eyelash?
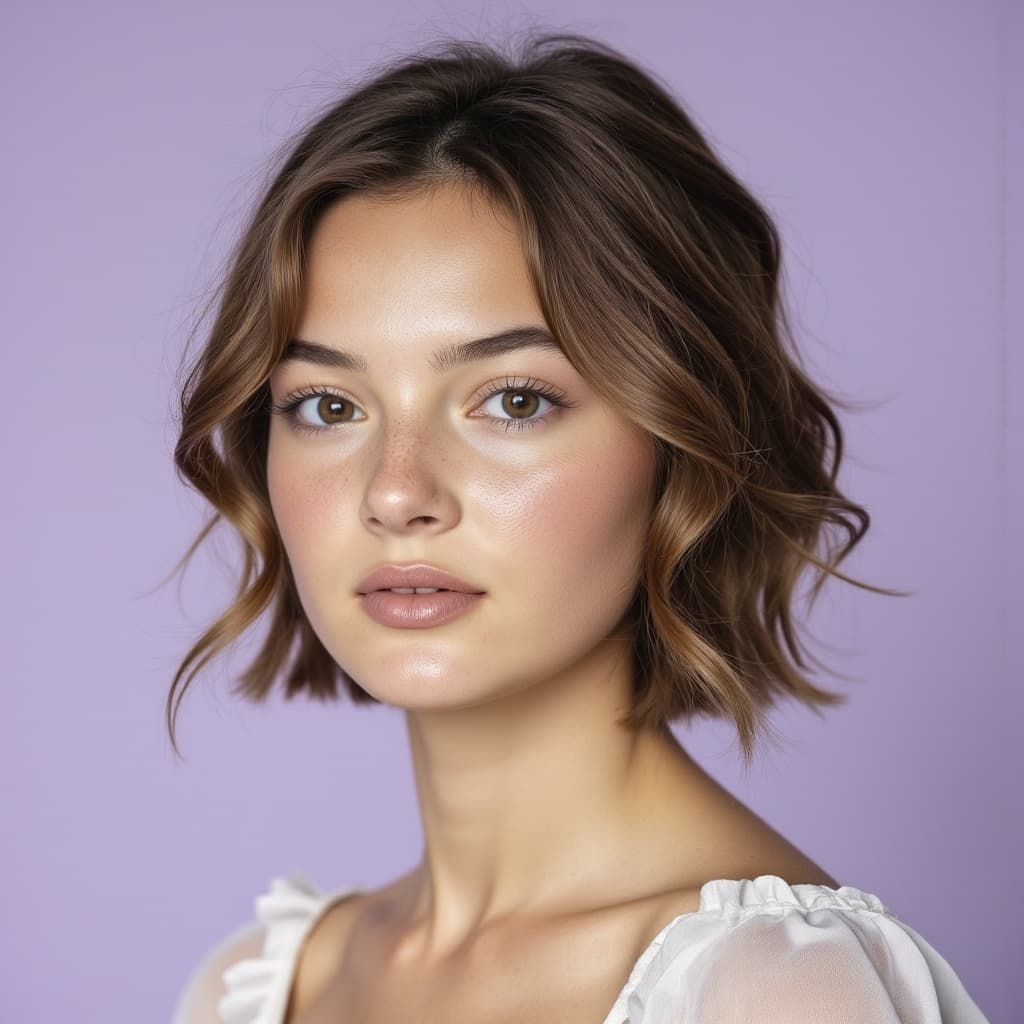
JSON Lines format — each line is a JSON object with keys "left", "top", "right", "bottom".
{"left": 268, "top": 375, "right": 576, "bottom": 436}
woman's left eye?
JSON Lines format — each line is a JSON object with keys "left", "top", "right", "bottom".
{"left": 473, "top": 376, "right": 575, "bottom": 432}
{"left": 269, "top": 376, "right": 576, "bottom": 435}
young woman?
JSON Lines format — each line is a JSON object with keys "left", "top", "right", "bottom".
{"left": 170, "top": 31, "right": 988, "bottom": 1024}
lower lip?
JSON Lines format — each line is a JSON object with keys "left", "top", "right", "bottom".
{"left": 358, "top": 590, "right": 485, "bottom": 628}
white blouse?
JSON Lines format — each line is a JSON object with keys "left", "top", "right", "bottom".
{"left": 177, "top": 871, "right": 989, "bottom": 1023}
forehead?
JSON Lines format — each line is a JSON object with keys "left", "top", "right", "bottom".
{"left": 298, "top": 183, "right": 545, "bottom": 342}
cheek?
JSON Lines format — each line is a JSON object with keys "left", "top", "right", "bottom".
{"left": 488, "top": 430, "right": 655, "bottom": 613}
{"left": 266, "top": 441, "right": 356, "bottom": 572}
{"left": 569, "top": 448, "right": 652, "bottom": 573}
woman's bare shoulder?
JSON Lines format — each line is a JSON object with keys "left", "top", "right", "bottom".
{"left": 285, "top": 886, "right": 372, "bottom": 1024}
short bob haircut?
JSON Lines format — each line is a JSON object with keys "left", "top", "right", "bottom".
{"left": 167, "top": 30, "right": 902, "bottom": 768}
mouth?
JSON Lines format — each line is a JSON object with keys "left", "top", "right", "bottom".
{"left": 356, "top": 563, "right": 485, "bottom": 595}
{"left": 376, "top": 587, "right": 453, "bottom": 594}
{"left": 358, "top": 587, "right": 486, "bottom": 628}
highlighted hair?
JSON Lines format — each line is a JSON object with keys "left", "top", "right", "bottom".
{"left": 166, "top": 30, "right": 905, "bottom": 767}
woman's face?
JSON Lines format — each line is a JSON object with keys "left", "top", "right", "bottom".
{"left": 266, "top": 182, "right": 657, "bottom": 711}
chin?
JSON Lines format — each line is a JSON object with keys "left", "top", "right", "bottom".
{"left": 350, "top": 679, "right": 502, "bottom": 712}
{"left": 339, "top": 651, "right": 538, "bottom": 713}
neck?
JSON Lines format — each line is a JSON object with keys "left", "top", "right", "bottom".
{"left": 395, "top": 635, "right": 722, "bottom": 950}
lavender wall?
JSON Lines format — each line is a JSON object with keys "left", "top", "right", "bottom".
{"left": 2, "top": 1, "right": 1016, "bottom": 1020}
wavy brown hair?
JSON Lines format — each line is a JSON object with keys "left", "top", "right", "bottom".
{"left": 166, "top": 29, "right": 905, "bottom": 767}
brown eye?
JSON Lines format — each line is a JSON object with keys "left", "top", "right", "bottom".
{"left": 270, "top": 388, "right": 367, "bottom": 434}
{"left": 501, "top": 390, "right": 540, "bottom": 418}
{"left": 475, "top": 378, "right": 573, "bottom": 433}
{"left": 316, "top": 395, "right": 355, "bottom": 424}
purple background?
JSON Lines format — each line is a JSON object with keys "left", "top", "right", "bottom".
{"left": 2, "top": 2, "right": 1017, "bottom": 1020}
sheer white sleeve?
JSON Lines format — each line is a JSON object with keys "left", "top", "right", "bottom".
{"left": 622, "top": 876, "right": 988, "bottom": 1023}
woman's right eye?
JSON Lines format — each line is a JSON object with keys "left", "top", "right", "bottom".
{"left": 269, "top": 388, "right": 364, "bottom": 434}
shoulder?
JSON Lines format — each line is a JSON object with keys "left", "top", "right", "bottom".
{"left": 284, "top": 882, "right": 367, "bottom": 1020}
{"left": 625, "top": 876, "right": 988, "bottom": 1023}
{"left": 172, "top": 921, "right": 266, "bottom": 1024}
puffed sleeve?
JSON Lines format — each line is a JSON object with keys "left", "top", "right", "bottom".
{"left": 626, "top": 881, "right": 989, "bottom": 1022}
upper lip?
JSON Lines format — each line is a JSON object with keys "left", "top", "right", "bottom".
{"left": 356, "top": 563, "right": 486, "bottom": 595}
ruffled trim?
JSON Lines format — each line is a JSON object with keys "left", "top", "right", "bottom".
{"left": 601, "top": 874, "right": 893, "bottom": 1024}
{"left": 699, "top": 874, "right": 891, "bottom": 919}
{"left": 217, "top": 872, "right": 354, "bottom": 1024}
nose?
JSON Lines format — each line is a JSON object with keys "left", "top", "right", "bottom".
{"left": 358, "top": 420, "right": 460, "bottom": 536}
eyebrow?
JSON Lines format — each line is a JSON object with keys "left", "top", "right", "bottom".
{"left": 279, "top": 325, "right": 562, "bottom": 374}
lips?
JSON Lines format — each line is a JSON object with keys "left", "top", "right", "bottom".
{"left": 355, "top": 563, "right": 485, "bottom": 596}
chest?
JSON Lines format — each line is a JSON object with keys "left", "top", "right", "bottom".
{"left": 287, "top": 915, "right": 641, "bottom": 1024}
{"left": 291, "top": 977, "right": 625, "bottom": 1024}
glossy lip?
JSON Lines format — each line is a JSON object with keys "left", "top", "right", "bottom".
{"left": 359, "top": 589, "right": 484, "bottom": 629}
{"left": 355, "top": 563, "right": 486, "bottom": 596}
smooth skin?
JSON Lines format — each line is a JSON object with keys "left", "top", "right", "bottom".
{"left": 260, "top": 180, "right": 838, "bottom": 1024}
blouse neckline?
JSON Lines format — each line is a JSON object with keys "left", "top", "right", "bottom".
{"left": 252, "top": 873, "right": 892, "bottom": 1024}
